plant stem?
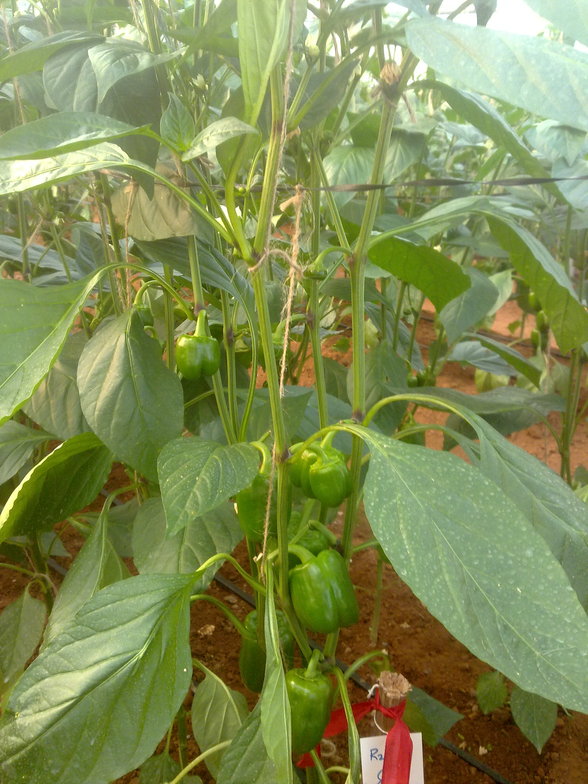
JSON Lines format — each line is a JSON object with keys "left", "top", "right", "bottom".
{"left": 307, "top": 275, "right": 329, "bottom": 429}
{"left": 369, "top": 553, "right": 384, "bottom": 646}
{"left": 187, "top": 235, "right": 205, "bottom": 310}
{"left": 166, "top": 741, "right": 231, "bottom": 784}
{"left": 559, "top": 348, "right": 583, "bottom": 484}
{"left": 222, "top": 293, "right": 239, "bottom": 438}
{"left": 333, "top": 666, "right": 361, "bottom": 783}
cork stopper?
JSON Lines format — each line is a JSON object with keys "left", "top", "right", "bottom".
{"left": 377, "top": 671, "right": 412, "bottom": 730}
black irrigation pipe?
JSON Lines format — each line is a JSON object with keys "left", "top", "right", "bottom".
{"left": 213, "top": 572, "right": 515, "bottom": 784}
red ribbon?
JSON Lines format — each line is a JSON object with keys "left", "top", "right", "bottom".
{"left": 297, "top": 692, "right": 413, "bottom": 784}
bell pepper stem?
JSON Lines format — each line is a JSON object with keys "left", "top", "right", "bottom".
{"left": 194, "top": 308, "right": 208, "bottom": 337}
{"left": 288, "top": 543, "right": 314, "bottom": 564}
{"left": 305, "top": 647, "right": 323, "bottom": 679}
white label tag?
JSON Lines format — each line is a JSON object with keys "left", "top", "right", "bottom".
{"left": 360, "top": 732, "right": 424, "bottom": 784}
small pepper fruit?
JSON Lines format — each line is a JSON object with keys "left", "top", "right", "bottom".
{"left": 235, "top": 441, "right": 276, "bottom": 543}
{"left": 239, "top": 609, "right": 294, "bottom": 693}
{"left": 289, "top": 547, "right": 359, "bottom": 634}
{"left": 307, "top": 445, "right": 352, "bottom": 508}
{"left": 288, "top": 443, "right": 320, "bottom": 492}
{"left": 235, "top": 474, "right": 277, "bottom": 543}
{"left": 176, "top": 309, "right": 221, "bottom": 380}
{"left": 289, "top": 440, "right": 352, "bottom": 508}
{"left": 288, "top": 519, "right": 334, "bottom": 569}
{"left": 286, "top": 663, "right": 333, "bottom": 755}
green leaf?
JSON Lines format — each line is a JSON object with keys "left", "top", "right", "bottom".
{"left": 0, "top": 421, "right": 51, "bottom": 485}
{"left": 449, "top": 342, "right": 515, "bottom": 378}
{"left": 139, "top": 753, "right": 182, "bottom": 784}
{"left": 0, "top": 31, "right": 102, "bottom": 82}
{"left": 0, "top": 274, "right": 102, "bottom": 425}
{"left": 421, "top": 82, "right": 564, "bottom": 201}
{"left": 217, "top": 702, "right": 277, "bottom": 784}
{"left": 525, "top": 120, "right": 586, "bottom": 166}
{"left": 354, "top": 342, "right": 407, "bottom": 433}
{"left": 439, "top": 268, "right": 498, "bottom": 344}
{"left": 97, "top": 62, "right": 162, "bottom": 177}
{"left": 111, "top": 176, "right": 197, "bottom": 241}
{"left": 191, "top": 662, "right": 249, "bottom": 777}
{"left": 77, "top": 311, "right": 184, "bottom": 481}
{"left": 23, "top": 331, "right": 91, "bottom": 441}
{"left": 368, "top": 237, "right": 470, "bottom": 312}
{"left": 43, "top": 42, "right": 99, "bottom": 112}
{"left": 293, "top": 57, "right": 359, "bottom": 130}
{"left": 0, "top": 112, "right": 153, "bottom": 160}
{"left": 261, "top": 574, "right": 292, "bottom": 782}
{"left": 99, "top": 497, "right": 138, "bottom": 559}
{"left": 0, "top": 234, "right": 63, "bottom": 271}
{"left": 405, "top": 688, "right": 463, "bottom": 747}
{"left": 451, "top": 335, "right": 542, "bottom": 386}
{"left": 416, "top": 386, "right": 563, "bottom": 440}
{"left": 0, "top": 574, "right": 194, "bottom": 784}
{"left": 0, "top": 432, "right": 112, "bottom": 545}
{"left": 406, "top": 18, "right": 588, "bottom": 132}
{"left": 510, "top": 686, "right": 558, "bottom": 753}
{"left": 485, "top": 215, "right": 588, "bottom": 353}
{"left": 551, "top": 158, "right": 588, "bottom": 211}
{"left": 369, "top": 195, "right": 492, "bottom": 247}
{"left": 354, "top": 425, "right": 588, "bottom": 713}
{"left": 87, "top": 41, "right": 178, "bottom": 104}
{"left": 476, "top": 671, "right": 508, "bottom": 714}
{"left": 161, "top": 93, "right": 196, "bottom": 152}
{"left": 244, "top": 386, "right": 314, "bottom": 443}
{"left": 135, "top": 238, "right": 254, "bottom": 315}
{"left": 523, "top": 0, "right": 588, "bottom": 47}
{"left": 0, "top": 588, "right": 46, "bottom": 689}
{"left": 471, "top": 414, "right": 588, "bottom": 610}
{"left": 158, "top": 438, "right": 259, "bottom": 535}
{"left": 182, "top": 117, "right": 259, "bottom": 162}
{"left": 322, "top": 145, "right": 374, "bottom": 208}
{"left": 331, "top": 0, "right": 427, "bottom": 25}
{"left": 176, "top": 0, "right": 237, "bottom": 56}
{"left": 0, "top": 143, "right": 132, "bottom": 194}
{"left": 384, "top": 130, "right": 426, "bottom": 182}
{"left": 237, "top": 0, "right": 306, "bottom": 124}
{"left": 132, "top": 497, "right": 241, "bottom": 587}
{"left": 44, "top": 506, "right": 129, "bottom": 646}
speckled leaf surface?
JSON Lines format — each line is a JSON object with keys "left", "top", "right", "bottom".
{"left": 354, "top": 426, "right": 588, "bottom": 713}
{"left": 158, "top": 437, "right": 259, "bottom": 535}
{"left": 0, "top": 574, "right": 194, "bottom": 784}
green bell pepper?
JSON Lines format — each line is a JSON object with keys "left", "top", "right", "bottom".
{"left": 235, "top": 441, "right": 276, "bottom": 543}
{"left": 307, "top": 445, "right": 352, "bottom": 507}
{"left": 286, "top": 664, "right": 333, "bottom": 755}
{"left": 176, "top": 309, "right": 221, "bottom": 380}
{"left": 236, "top": 474, "right": 276, "bottom": 543}
{"left": 289, "top": 547, "right": 359, "bottom": 634}
{"left": 289, "top": 441, "right": 351, "bottom": 508}
{"left": 288, "top": 443, "right": 319, "bottom": 491}
{"left": 297, "top": 525, "right": 332, "bottom": 556}
{"left": 239, "top": 609, "right": 294, "bottom": 693}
